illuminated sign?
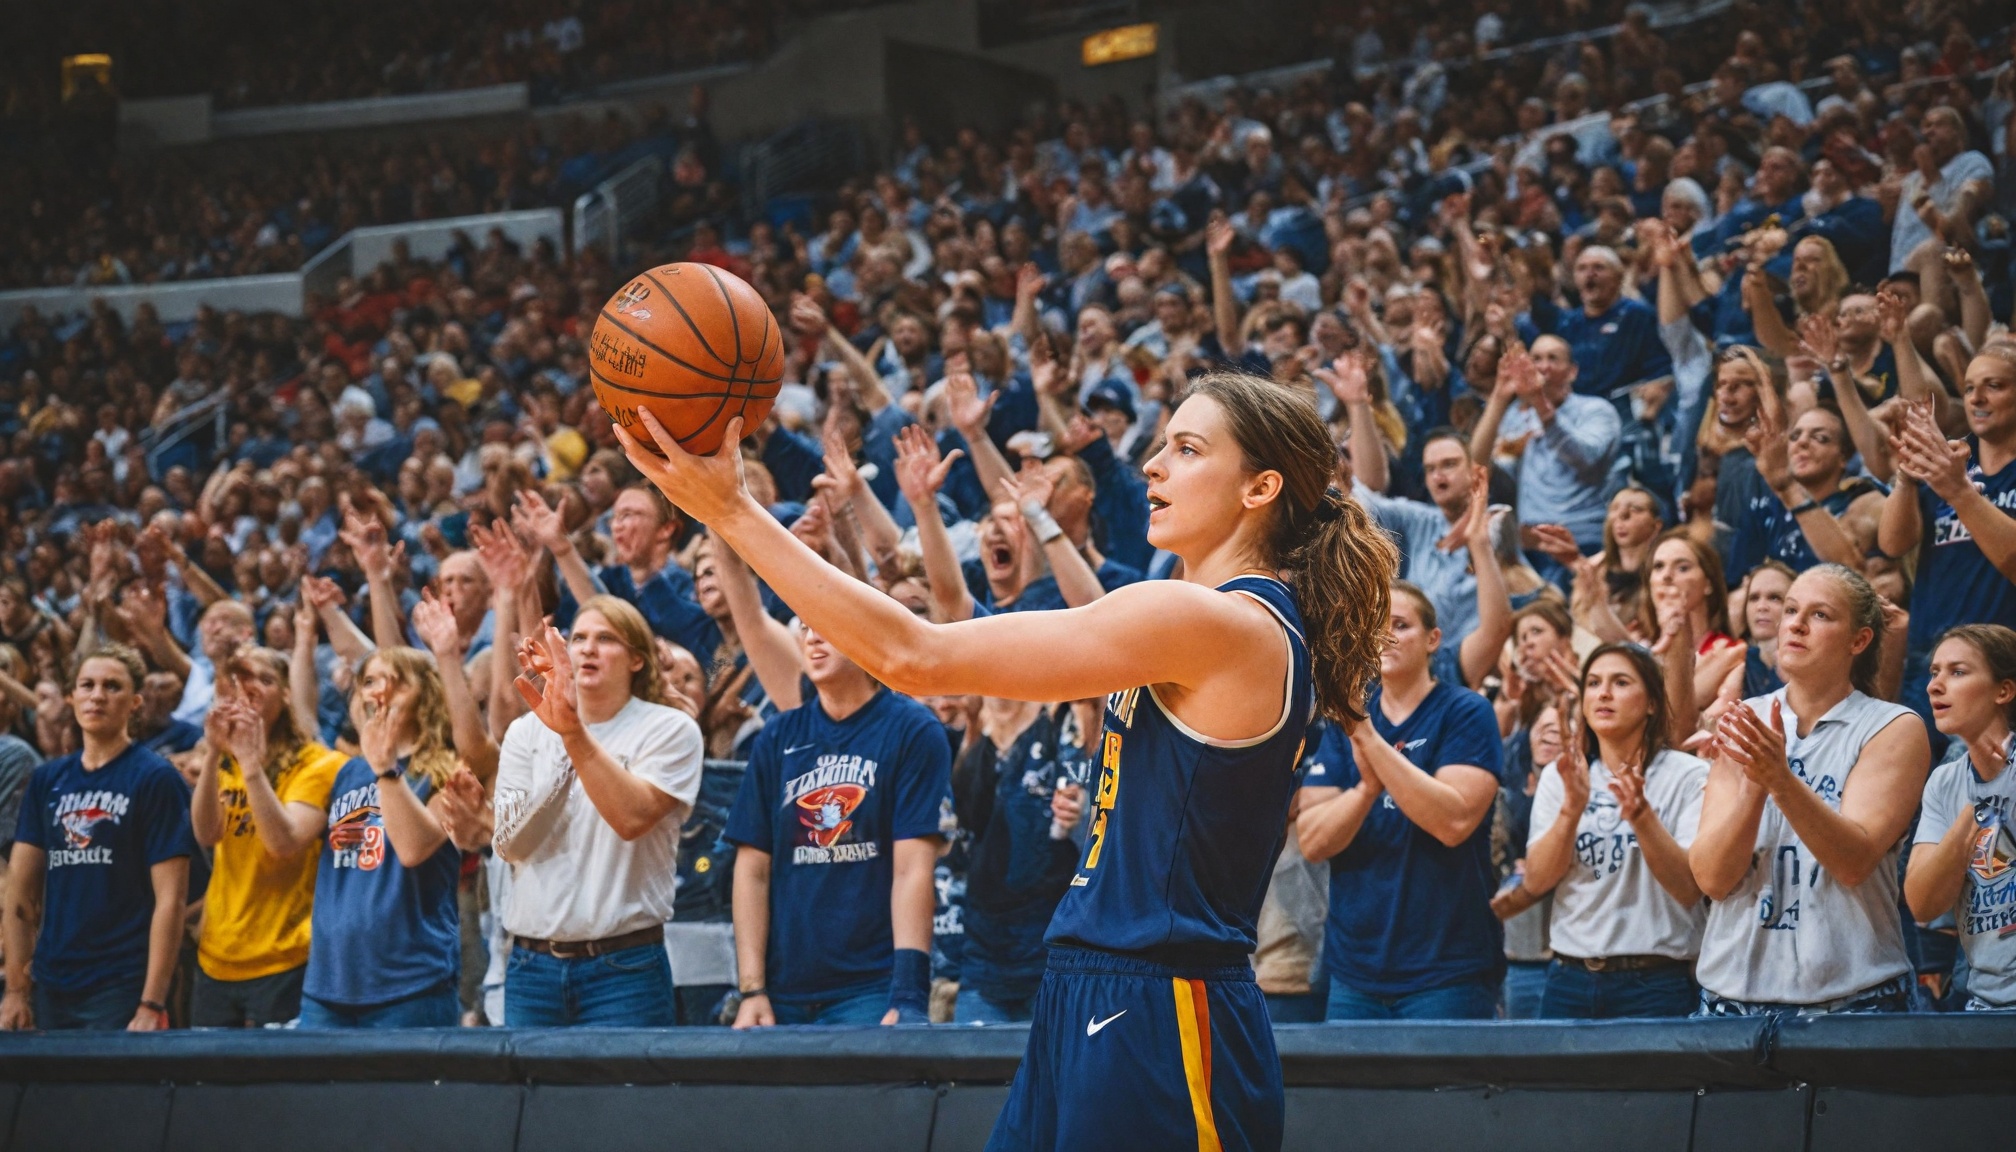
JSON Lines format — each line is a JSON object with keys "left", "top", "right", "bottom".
{"left": 1081, "top": 23, "right": 1157, "bottom": 67}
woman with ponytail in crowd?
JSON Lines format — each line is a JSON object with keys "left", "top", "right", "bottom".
{"left": 190, "top": 647, "right": 347, "bottom": 1027}
{"left": 299, "top": 648, "right": 476, "bottom": 1028}
{"left": 1907, "top": 625, "right": 2016, "bottom": 1011}
{"left": 1691, "top": 564, "right": 1931, "bottom": 1016}
{"left": 1300, "top": 582, "right": 1506, "bottom": 1021}
{"left": 1514, "top": 645, "right": 1708, "bottom": 1018}
{"left": 616, "top": 370, "right": 1397, "bottom": 1152}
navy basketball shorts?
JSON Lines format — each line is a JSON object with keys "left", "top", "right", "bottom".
{"left": 986, "top": 946, "right": 1283, "bottom": 1152}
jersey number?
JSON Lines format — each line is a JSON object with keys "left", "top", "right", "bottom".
{"left": 1084, "top": 731, "right": 1123, "bottom": 871}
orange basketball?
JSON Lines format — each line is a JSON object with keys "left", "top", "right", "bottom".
{"left": 589, "top": 262, "right": 784, "bottom": 456}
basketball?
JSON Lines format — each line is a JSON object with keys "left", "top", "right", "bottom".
{"left": 589, "top": 262, "right": 784, "bottom": 456}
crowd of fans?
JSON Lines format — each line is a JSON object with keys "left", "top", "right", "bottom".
{"left": 0, "top": 101, "right": 728, "bottom": 293}
{"left": 6, "top": 0, "right": 878, "bottom": 115}
{"left": 2, "top": 0, "right": 2016, "bottom": 1032}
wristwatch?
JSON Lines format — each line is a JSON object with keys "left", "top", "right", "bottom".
{"left": 1789, "top": 498, "right": 1820, "bottom": 516}
{"left": 375, "top": 766, "right": 404, "bottom": 783}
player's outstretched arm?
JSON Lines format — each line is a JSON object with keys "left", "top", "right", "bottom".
{"left": 616, "top": 411, "right": 1272, "bottom": 706}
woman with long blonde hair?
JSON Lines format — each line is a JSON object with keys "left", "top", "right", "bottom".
{"left": 298, "top": 647, "right": 472, "bottom": 1028}
{"left": 494, "top": 593, "right": 703, "bottom": 1028}
{"left": 190, "top": 646, "right": 349, "bottom": 1027}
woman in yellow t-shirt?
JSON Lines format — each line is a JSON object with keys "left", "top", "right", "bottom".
{"left": 190, "top": 647, "right": 347, "bottom": 1026}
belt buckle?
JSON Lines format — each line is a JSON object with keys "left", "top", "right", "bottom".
{"left": 1586, "top": 956, "right": 1608, "bottom": 972}
{"left": 548, "top": 938, "right": 588, "bottom": 960}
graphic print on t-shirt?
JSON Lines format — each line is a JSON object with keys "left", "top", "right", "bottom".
{"left": 1967, "top": 796, "right": 2016, "bottom": 939}
{"left": 53, "top": 789, "right": 129, "bottom": 862}
{"left": 325, "top": 781, "right": 386, "bottom": 872}
{"left": 786, "top": 754, "right": 879, "bottom": 863}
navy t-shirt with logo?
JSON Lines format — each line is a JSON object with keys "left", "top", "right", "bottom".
{"left": 724, "top": 689, "right": 953, "bottom": 1003}
{"left": 1907, "top": 439, "right": 2016, "bottom": 660}
{"left": 302, "top": 758, "right": 462, "bottom": 1008}
{"left": 13, "top": 743, "right": 192, "bottom": 992}
{"left": 1305, "top": 681, "right": 1506, "bottom": 997}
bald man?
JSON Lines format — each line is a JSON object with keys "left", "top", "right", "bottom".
{"left": 1518, "top": 243, "right": 1673, "bottom": 403}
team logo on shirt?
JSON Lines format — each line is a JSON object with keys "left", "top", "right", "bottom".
{"left": 50, "top": 790, "right": 131, "bottom": 865}
{"left": 327, "top": 784, "right": 387, "bottom": 872}
{"left": 797, "top": 784, "right": 866, "bottom": 848}
{"left": 785, "top": 754, "right": 880, "bottom": 864}
{"left": 1970, "top": 816, "right": 2015, "bottom": 884}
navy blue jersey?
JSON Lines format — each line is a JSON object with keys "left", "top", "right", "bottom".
{"left": 13, "top": 744, "right": 192, "bottom": 993}
{"left": 1907, "top": 439, "right": 2016, "bottom": 659}
{"left": 1306, "top": 682, "right": 1506, "bottom": 997}
{"left": 1045, "top": 575, "right": 1313, "bottom": 966}
{"left": 956, "top": 710, "right": 1080, "bottom": 1003}
{"left": 1762, "top": 478, "right": 1883, "bottom": 573}
{"left": 724, "top": 689, "right": 954, "bottom": 1002}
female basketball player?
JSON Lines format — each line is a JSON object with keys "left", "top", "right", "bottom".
{"left": 616, "top": 371, "right": 1396, "bottom": 1152}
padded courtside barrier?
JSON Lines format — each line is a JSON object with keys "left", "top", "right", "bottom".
{"left": 0, "top": 1016, "right": 2010, "bottom": 1151}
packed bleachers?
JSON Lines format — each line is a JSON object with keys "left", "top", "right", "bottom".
{"left": 0, "top": 0, "right": 2015, "bottom": 1037}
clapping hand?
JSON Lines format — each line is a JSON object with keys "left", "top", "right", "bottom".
{"left": 1716, "top": 697, "right": 1792, "bottom": 795}
{"left": 509, "top": 488, "right": 567, "bottom": 555}
{"left": 513, "top": 622, "right": 582, "bottom": 738}
{"left": 944, "top": 371, "right": 997, "bottom": 437}
{"left": 891, "top": 424, "right": 964, "bottom": 508}
{"left": 472, "top": 516, "right": 533, "bottom": 594}
{"left": 436, "top": 767, "right": 492, "bottom": 851}
{"left": 1608, "top": 759, "right": 1650, "bottom": 824}
{"left": 411, "top": 587, "right": 464, "bottom": 660}
{"left": 1312, "top": 351, "right": 1373, "bottom": 408}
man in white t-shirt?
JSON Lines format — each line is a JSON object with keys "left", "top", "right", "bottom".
{"left": 1889, "top": 106, "right": 1996, "bottom": 272}
{"left": 492, "top": 596, "right": 703, "bottom": 1027}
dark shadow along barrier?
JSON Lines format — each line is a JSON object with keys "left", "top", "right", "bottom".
{"left": 1, "top": 1015, "right": 2013, "bottom": 1151}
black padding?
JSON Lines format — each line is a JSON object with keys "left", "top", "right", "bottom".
{"left": 1690, "top": 1088, "right": 1812, "bottom": 1152}
{"left": 1272, "top": 1019, "right": 1779, "bottom": 1089}
{"left": 1772, "top": 1014, "right": 2016, "bottom": 1089}
{"left": 509, "top": 1025, "right": 1028, "bottom": 1085}
{"left": 1282, "top": 1087, "right": 1697, "bottom": 1152}
{"left": 517, "top": 1083, "right": 938, "bottom": 1152}
{"left": 12, "top": 1083, "right": 171, "bottom": 1152}
{"left": 163, "top": 1083, "right": 523, "bottom": 1152}
{"left": 1807, "top": 1089, "right": 2016, "bottom": 1152}
{"left": 0, "top": 1029, "right": 514, "bottom": 1084}
{"left": 927, "top": 1085, "right": 1013, "bottom": 1152}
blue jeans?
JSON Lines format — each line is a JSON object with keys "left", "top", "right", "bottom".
{"left": 1501, "top": 960, "right": 1550, "bottom": 1020}
{"left": 505, "top": 943, "right": 676, "bottom": 1028}
{"left": 34, "top": 971, "right": 145, "bottom": 1030}
{"left": 1326, "top": 975, "right": 1500, "bottom": 1021}
{"left": 1538, "top": 960, "right": 1699, "bottom": 1019}
{"left": 769, "top": 981, "right": 888, "bottom": 1025}
{"left": 298, "top": 982, "right": 460, "bottom": 1029}
{"left": 955, "top": 985, "right": 1035, "bottom": 1024}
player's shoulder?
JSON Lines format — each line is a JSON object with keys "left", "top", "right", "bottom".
{"left": 1434, "top": 681, "right": 1498, "bottom": 725}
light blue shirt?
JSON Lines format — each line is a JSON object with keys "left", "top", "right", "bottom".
{"left": 1351, "top": 480, "right": 1483, "bottom": 651}
{"left": 1501, "top": 392, "right": 1621, "bottom": 550}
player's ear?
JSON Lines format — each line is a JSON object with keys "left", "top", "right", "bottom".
{"left": 1242, "top": 468, "right": 1284, "bottom": 510}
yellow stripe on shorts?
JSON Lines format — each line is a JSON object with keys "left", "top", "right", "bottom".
{"left": 1172, "top": 977, "right": 1224, "bottom": 1152}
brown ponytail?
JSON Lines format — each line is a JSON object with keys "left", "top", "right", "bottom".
{"left": 1183, "top": 373, "right": 1400, "bottom": 728}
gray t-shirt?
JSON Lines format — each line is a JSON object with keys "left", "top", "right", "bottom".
{"left": 1530, "top": 749, "right": 1709, "bottom": 960}
{"left": 1915, "top": 754, "right": 2016, "bottom": 1007}
{"left": 0, "top": 734, "right": 38, "bottom": 849}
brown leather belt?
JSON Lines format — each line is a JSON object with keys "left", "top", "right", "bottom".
{"left": 1557, "top": 953, "right": 1689, "bottom": 973}
{"left": 513, "top": 924, "right": 664, "bottom": 959}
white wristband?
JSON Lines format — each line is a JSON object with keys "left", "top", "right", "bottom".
{"left": 1020, "top": 499, "right": 1064, "bottom": 544}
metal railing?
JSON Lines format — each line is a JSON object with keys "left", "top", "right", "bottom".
{"left": 572, "top": 155, "right": 668, "bottom": 262}
{"left": 737, "top": 119, "right": 868, "bottom": 222}
{"left": 1161, "top": 0, "right": 1736, "bottom": 109}
{"left": 141, "top": 390, "right": 232, "bottom": 481}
